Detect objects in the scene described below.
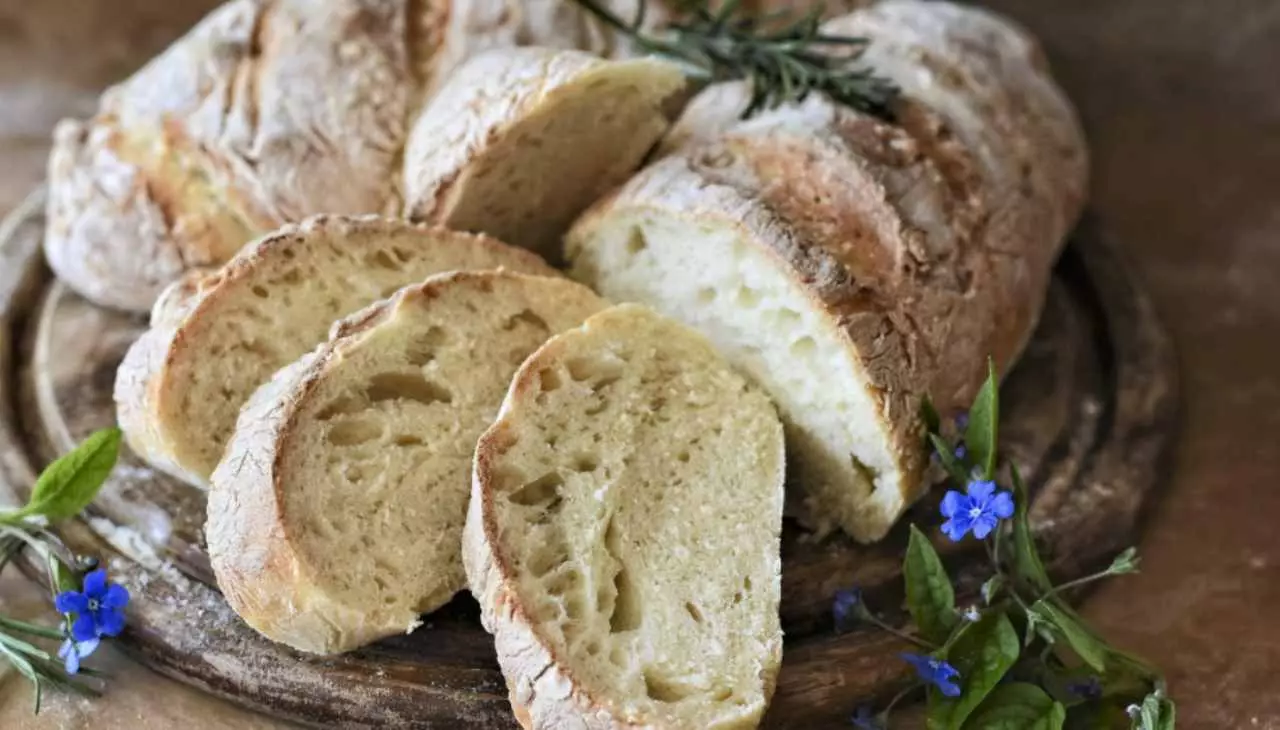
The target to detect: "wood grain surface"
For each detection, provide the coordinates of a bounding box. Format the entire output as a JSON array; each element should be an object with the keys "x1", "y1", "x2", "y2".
[{"x1": 0, "y1": 0, "x2": 1277, "y2": 728}]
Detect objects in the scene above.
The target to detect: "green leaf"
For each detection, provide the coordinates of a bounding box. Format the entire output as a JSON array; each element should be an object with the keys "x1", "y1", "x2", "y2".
[
  {"x1": 0, "y1": 616, "x2": 64, "y2": 641},
  {"x1": 922, "y1": 396, "x2": 943, "y2": 436},
  {"x1": 981, "y1": 575, "x2": 1004, "y2": 605},
  {"x1": 964, "y1": 683, "x2": 1065, "y2": 729},
  {"x1": 1107, "y1": 547, "x2": 1141, "y2": 576},
  {"x1": 1008, "y1": 464, "x2": 1052, "y2": 594},
  {"x1": 928, "y1": 611, "x2": 1020, "y2": 729},
  {"x1": 965, "y1": 359, "x2": 999, "y2": 479},
  {"x1": 905, "y1": 524, "x2": 957, "y2": 644},
  {"x1": 3, "y1": 428, "x2": 120, "y2": 524},
  {"x1": 1156, "y1": 698, "x2": 1176, "y2": 730},
  {"x1": 1031, "y1": 600, "x2": 1108, "y2": 673},
  {"x1": 931, "y1": 434, "x2": 972, "y2": 485}
]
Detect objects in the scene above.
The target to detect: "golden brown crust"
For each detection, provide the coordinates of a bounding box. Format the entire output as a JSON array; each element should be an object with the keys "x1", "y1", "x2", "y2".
[{"x1": 569, "y1": 0, "x2": 1087, "y2": 541}]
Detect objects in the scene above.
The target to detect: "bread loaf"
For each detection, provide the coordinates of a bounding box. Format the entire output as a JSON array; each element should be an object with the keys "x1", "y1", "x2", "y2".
[
  {"x1": 465, "y1": 304, "x2": 785, "y2": 729},
  {"x1": 207, "y1": 270, "x2": 606, "y2": 654},
  {"x1": 115, "y1": 215, "x2": 555, "y2": 488},
  {"x1": 403, "y1": 47, "x2": 685, "y2": 259},
  {"x1": 566, "y1": 0, "x2": 1087, "y2": 542}
]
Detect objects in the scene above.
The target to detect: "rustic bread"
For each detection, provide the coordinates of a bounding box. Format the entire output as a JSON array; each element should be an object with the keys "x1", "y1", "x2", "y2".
[
  {"x1": 207, "y1": 271, "x2": 606, "y2": 654},
  {"x1": 115, "y1": 215, "x2": 556, "y2": 488},
  {"x1": 45, "y1": 0, "x2": 456, "y2": 312},
  {"x1": 566, "y1": 0, "x2": 1087, "y2": 542},
  {"x1": 403, "y1": 47, "x2": 686, "y2": 260},
  {"x1": 465, "y1": 304, "x2": 785, "y2": 729}
]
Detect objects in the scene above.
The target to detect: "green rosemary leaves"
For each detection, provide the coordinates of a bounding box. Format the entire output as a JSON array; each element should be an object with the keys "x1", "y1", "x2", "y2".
[{"x1": 572, "y1": 0, "x2": 899, "y2": 119}]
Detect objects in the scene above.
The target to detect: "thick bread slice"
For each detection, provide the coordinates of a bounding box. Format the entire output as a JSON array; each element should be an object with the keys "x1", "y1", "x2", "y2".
[
  {"x1": 566, "y1": 0, "x2": 1087, "y2": 542},
  {"x1": 465, "y1": 304, "x2": 785, "y2": 730},
  {"x1": 45, "y1": 0, "x2": 450, "y2": 312},
  {"x1": 402, "y1": 47, "x2": 686, "y2": 260},
  {"x1": 207, "y1": 271, "x2": 606, "y2": 654},
  {"x1": 115, "y1": 215, "x2": 556, "y2": 488}
]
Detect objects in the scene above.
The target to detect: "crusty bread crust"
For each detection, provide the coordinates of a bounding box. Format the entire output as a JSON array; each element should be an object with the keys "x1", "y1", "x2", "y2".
[
  {"x1": 465, "y1": 305, "x2": 785, "y2": 729},
  {"x1": 115, "y1": 214, "x2": 556, "y2": 487},
  {"x1": 45, "y1": 0, "x2": 448, "y2": 312},
  {"x1": 568, "y1": 0, "x2": 1087, "y2": 541}
]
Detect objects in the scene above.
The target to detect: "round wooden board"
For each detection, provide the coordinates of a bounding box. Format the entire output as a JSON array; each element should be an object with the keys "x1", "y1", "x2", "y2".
[{"x1": 0, "y1": 188, "x2": 1178, "y2": 729}]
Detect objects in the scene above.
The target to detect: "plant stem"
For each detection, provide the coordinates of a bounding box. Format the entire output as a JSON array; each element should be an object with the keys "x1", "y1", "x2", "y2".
[{"x1": 859, "y1": 611, "x2": 937, "y2": 651}]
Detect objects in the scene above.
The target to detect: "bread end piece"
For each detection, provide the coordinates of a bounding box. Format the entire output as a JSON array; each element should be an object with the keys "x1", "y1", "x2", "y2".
[{"x1": 466, "y1": 304, "x2": 785, "y2": 729}]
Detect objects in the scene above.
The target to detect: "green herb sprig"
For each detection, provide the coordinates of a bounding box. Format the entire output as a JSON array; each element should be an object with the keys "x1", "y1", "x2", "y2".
[
  {"x1": 0, "y1": 428, "x2": 123, "y2": 712},
  {"x1": 571, "y1": 0, "x2": 898, "y2": 119},
  {"x1": 838, "y1": 363, "x2": 1175, "y2": 729}
]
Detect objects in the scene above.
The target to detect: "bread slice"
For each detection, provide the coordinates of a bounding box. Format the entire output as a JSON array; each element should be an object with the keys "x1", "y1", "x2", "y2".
[
  {"x1": 115, "y1": 215, "x2": 556, "y2": 488},
  {"x1": 465, "y1": 304, "x2": 785, "y2": 729},
  {"x1": 402, "y1": 47, "x2": 686, "y2": 260},
  {"x1": 207, "y1": 271, "x2": 606, "y2": 654},
  {"x1": 566, "y1": 1, "x2": 1086, "y2": 542}
]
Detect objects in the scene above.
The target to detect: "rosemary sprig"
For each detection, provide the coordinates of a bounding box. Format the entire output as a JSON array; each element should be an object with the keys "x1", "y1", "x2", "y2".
[{"x1": 572, "y1": 0, "x2": 898, "y2": 119}]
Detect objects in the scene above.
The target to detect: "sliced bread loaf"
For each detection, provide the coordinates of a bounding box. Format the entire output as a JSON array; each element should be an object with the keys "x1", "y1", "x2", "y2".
[
  {"x1": 115, "y1": 215, "x2": 556, "y2": 488},
  {"x1": 565, "y1": 0, "x2": 1086, "y2": 542},
  {"x1": 465, "y1": 304, "x2": 785, "y2": 729},
  {"x1": 207, "y1": 271, "x2": 606, "y2": 654},
  {"x1": 402, "y1": 47, "x2": 686, "y2": 260}
]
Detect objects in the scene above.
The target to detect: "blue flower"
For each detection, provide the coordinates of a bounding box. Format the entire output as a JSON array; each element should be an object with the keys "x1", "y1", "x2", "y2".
[
  {"x1": 832, "y1": 588, "x2": 863, "y2": 630},
  {"x1": 954, "y1": 412, "x2": 969, "y2": 431},
  {"x1": 940, "y1": 480, "x2": 1015, "y2": 541},
  {"x1": 900, "y1": 653, "x2": 962, "y2": 697},
  {"x1": 57, "y1": 636, "x2": 100, "y2": 675},
  {"x1": 953, "y1": 442, "x2": 967, "y2": 460},
  {"x1": 55, "y1": 568, "x2": 130, "y2": 641},
  {"x1": 850, "y1": 704, "x2": 884, "y2": 729},
  {"x1": 1067, "y1": 677, "x2": 1103, "y2": 700}
]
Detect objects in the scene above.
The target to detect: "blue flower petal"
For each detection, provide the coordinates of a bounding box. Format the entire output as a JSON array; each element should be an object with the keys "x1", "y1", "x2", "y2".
[
  {"x1": 96, "y1": 608, "x2": 126, "y2": 637},
  {"x1": 954, "y1": 443, "x2": 967, "y2": 460},
  {"x1": 937, "y1": 674, "x2": 963, "y2": 697},
  {"x1": 82, "y1": 568, "x2": 108, "y2": 599},
  {"x1": 967, "y1": 479, "x2": 997, "y2": 501},
  {"x1": 833, "y1": 588, "x2": 862, "y2": 628},
  {"x1": 899, "y1": 652, "x2": 932, "y2": 673},
  {"x1": 62, "y1": 641, "x2": 81, "y2": 675},
  {"x1": 77, "y1": 637, "x2": 100, "y2": 658},
  {"x1": 990, "y1": 491, "x2": 1015, "y2": 519},
  {"x1": 971, "y1": 513, "x2": 999, "y2": 540},
  {"x1": 939, "y1": 490, "x2": 966, "y2": 519},
  {"x1": 70, "y1": 612, "x2": 97, "y2": 642},
  {"x1": 851, "y1": 705, "x2": 883, "y2": 730},
  {"x1": 102, "y1": 583, "x2": 130, "y2": 610},
  {"x1": 55, "y1": 590, "x2": 88, "y2": 615},
  {"x1": 941, "y1": 511, "x2": 973, "y2": 541}
]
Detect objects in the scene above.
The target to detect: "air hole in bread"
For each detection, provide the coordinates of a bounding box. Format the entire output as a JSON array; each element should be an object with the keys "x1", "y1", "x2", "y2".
[
  {"x1": 527, "y1": 540, "x2": 569, "y2": 578},
  {"x1": 368, "y1": 249, "x2": 403, "y2": 271},
  {"x1": 539, "y1": 368, "x2": 564, "y2": 393},
  {"x1": 508, "y1": 472, "x2": 563, "y2": 507},
  {"x1": 626, "y1": 227, "x2": 648, "y2": 255},
  {"x1": 605, "y1": 517, "x2": 642, "y2": 633},
  {"x1": 735, "y1": 286, "x2": 760, "y2": 307},
  {"x1": 405, "y1": 326, "x2": 448, "y2": 366},
  {"x1": 390, "y1": 246, "x2": 413, "y2": 264},
  {"x1": 565, "y1": 355, "x2": 625, "y2": 390},
  {"x1": 316, "y1": 394, "x2": 365, "y2": 421},
  {"x1": 364, "y1": 372, "x2": 452, "y2": 406},
  {"x1": 327, "y1": 417, "x2": 384, "y2": 446},
  {"x1": 643, "y1": 669, "x2": 697, "y2": 703},
  {"x1": 394, "y1": 434, "x2": 424, "y2": 447},
  {"x1": 697, "y1": 287, "x2": 715, "y2": 303},
  {"x1": 573, "y1": 454, "x2": 599, "y2": 472},
  {"x1": 676, "y1": 450, "x2": 691, "y2": 463},
  {"x1": 711, "y1": 687, "x2": 733, "y2": 702},
  {"x1": 251, "y1": 285, "x2": 270, "y2": 299},
  {"x1": 504, "y1": 309, "x2": 550, "y2": 333},
  {"x1": 684, "y1": 601, "x2": 704, "y2": 624}
]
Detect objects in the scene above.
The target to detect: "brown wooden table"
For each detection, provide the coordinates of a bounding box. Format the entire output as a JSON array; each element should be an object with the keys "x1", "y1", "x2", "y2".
[{"x1": 0, "y1": 1, "x2": 1276, "y2": 727}]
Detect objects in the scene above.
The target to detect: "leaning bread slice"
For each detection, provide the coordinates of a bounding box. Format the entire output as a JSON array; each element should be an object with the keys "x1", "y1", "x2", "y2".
[
  {"x1": 115, "y1": 215, "x2": 557, "y2": 488},
  {"x1": 402, "y1": 47, "x2": 686, "y2": 260},
  {"x1": 465, "y1": 304, "x2": 785, "y2": 729},
  {"x1": 207, "y1": 271, "x2": 607, "y2": 654}
]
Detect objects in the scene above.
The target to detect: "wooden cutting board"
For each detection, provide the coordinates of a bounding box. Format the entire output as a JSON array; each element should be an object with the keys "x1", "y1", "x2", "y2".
[{"x1": 0, "y1": 188, "x2": 1178, "y2": 729}]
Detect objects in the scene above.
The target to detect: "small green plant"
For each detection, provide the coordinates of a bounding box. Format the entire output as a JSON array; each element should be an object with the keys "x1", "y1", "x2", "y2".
[{"x1": 836, "y1": 363, "x2": 1174, "y2": 729}]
